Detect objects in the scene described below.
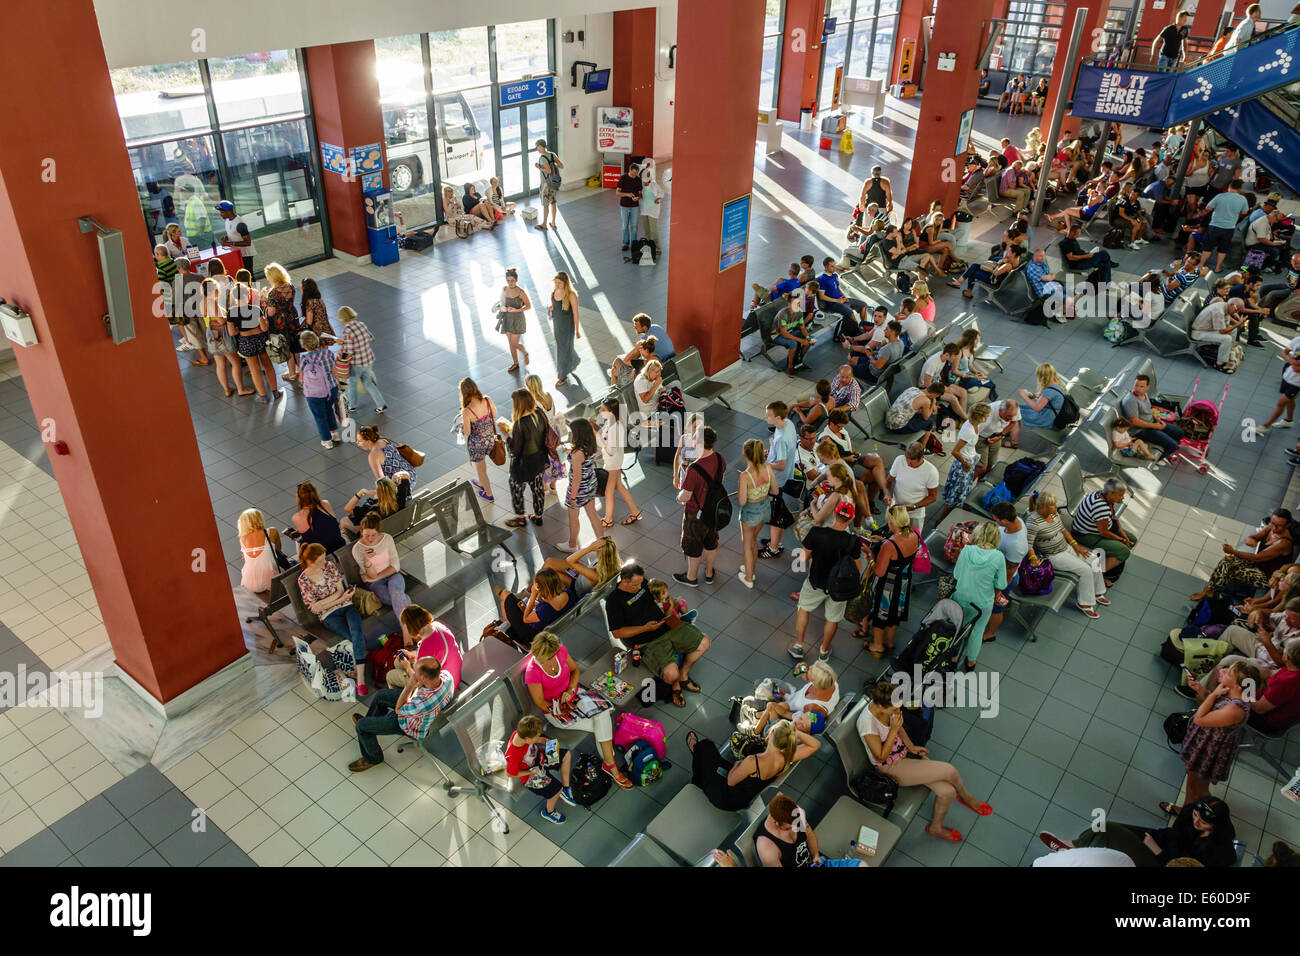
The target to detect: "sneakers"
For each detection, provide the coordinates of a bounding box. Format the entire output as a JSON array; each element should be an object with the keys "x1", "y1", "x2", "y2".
[
  {"x1": 540, "y1": 807, "x2": 567, "y2": 824},
  {"x1": 758, "y1": 546, "x2": 784, "y2": 559},
  {"x1": 559, "y1": 786, "x2": 576, "y2": 806},
  {"x1": 321, "y1": 440, "x2": 337, "y2": 449},
  {"x1": 672, "y1": 572, "x2": 699, "y2": 588},
  {"x1": 1174, "y1": 683, "x2": 1199, "y2": 700},
  {"x1": 1276, "y1": 419, "x2": 1294, "y2": 429},
  {"x1": 737, "y1": 569, "x2": 754, "y2": 589},
  {"x1": 788, "y1": 643, "x2": 806, "y2": 661},
  {"x1": 375, "y1": 405, "x2": 388, "y2": 413},
  {"x1": 1246, "y1": 340, "x2": 1268, "y2": 349},
  {"x1": 1039, "y1": 831, "x2": 1071, "y2": 852},
  {"x1": 1255, "y1": 424, "x2": 1270, "y2": 435},
  {"x1": 818, "y1": 648, "x2": 831, "y2": 662}
]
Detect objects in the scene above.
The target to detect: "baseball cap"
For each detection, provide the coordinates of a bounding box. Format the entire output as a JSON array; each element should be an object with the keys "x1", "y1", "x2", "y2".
[
  {"x1": 805, "y1": 710, "x2": 828, "y2": 735},
  {"x1": 834, "y1": 499, "x2": 856, "y2": 521},
  {"x1": 1268, "y1": 192, "x2": 1283, "y2": 203},
  {"x1": 215, "y1": 200, "x2": 235, "y2": 212}
]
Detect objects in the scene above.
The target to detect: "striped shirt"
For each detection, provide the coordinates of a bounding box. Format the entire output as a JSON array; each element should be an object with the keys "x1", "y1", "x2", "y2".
[
  {"x1": 155, "y1": 257, "x2": 178, "y2": 284},
  {"x1": 830, "y1": 376, "x2": 861, "y2": 411},
  {"x1": 1069, "y1": 491, "x2": 1115, "y2": 537},
  {"x1": 341, "y1": 320, "x2": 377, "y2": 366},
  {"x1": 397, "y1": 679, "x2": 454, "y2": 740},
  {"x1": 1025, "y1": 512, "x2": 1069, "y2": 556}
]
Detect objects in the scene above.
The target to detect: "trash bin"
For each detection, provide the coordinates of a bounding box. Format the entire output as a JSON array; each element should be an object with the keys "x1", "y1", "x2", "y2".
[{"x1": 799, "y1": 108, "x2": 814, "y2": 132}]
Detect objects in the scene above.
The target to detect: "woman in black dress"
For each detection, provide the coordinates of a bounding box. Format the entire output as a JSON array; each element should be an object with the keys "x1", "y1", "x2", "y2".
[{"x1": 862, "y1": 505, "x2": 919, "y2": 658}]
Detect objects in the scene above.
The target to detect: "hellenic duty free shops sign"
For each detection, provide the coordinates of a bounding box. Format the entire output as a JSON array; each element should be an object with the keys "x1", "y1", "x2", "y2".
[{"x1": 1071, "y1": 67, "x2": 1177, "y2": 126}]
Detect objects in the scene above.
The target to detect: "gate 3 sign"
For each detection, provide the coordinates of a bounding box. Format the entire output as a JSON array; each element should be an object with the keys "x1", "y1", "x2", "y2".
[{"x1": 1071, "y1": 67, "x2": 1176, "y2": 127}]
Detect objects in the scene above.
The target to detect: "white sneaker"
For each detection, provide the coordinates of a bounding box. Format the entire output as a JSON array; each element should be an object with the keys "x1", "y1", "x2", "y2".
[
  {"x1": 737, "y1": 569, "x2": 754, "y2": 589},
  {"x1": 1276, "y1": 420, "x2": 1294, "y2": 429},
  {"x1": 1255, "y1": 424, "x2": 1270, "y2": 435}
]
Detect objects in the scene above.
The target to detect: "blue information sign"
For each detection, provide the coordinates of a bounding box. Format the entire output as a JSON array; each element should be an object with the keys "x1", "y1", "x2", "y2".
[
  {"x1": 321, "y1": 142, "x2": 348, "y2": 176},
  {"x1": 499, "y1": 76, "x2": 556, "y2": 108},
  {"x1": 719, "y1": 195, "x2": 751, "y2": 273}
]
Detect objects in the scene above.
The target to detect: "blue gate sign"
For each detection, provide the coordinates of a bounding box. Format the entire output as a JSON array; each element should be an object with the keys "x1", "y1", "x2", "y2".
[
  {"x1": 499, "y1": 76, "x2": 556, "y2": 108},
  {"x1": 719, "y1": 195, "x2": 751, "y2": 273},
  {"x1": 1071, "y1": 67, "x2": 1177, "y2": 126}
]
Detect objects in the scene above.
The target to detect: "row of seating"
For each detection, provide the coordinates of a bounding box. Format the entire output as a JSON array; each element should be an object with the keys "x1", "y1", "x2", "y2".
[{"x1": 566, "y1": 345, "x2": 733, "y2": 426}]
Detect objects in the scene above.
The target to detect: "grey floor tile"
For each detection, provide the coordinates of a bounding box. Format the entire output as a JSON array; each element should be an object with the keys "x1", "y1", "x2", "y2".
[{"x1": 76, "y1": 821, "x2": 153, "y2": 868}]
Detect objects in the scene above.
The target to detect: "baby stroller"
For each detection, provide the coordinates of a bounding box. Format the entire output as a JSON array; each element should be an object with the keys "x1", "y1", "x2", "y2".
[
  {"x1": 891, "y1": 598, "x2": 981, "y2": 680},
  {"x1": 1166, "y1": 377, "x2": 1227, "y2": 475}
]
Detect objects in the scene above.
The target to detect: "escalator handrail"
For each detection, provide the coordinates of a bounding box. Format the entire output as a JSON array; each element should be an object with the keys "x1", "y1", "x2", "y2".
[{"x1": 1175, "y1": 18, "x2": 1299, "y2": 73}]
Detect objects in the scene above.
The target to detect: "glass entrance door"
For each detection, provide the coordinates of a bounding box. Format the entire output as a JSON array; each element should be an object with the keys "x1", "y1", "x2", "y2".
[{"x1": 499, "y1": 99, "x2": 554, "y2": 200}]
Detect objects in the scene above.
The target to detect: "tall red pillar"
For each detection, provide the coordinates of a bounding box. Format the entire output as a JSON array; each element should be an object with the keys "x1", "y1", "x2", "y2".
[
  {"x1": 776, "y1": 0, "x2": 826, "y2": 123},
  {"x1": 903, "y1": 0, "x2": 996, "y2": 220},
  {"x1": 0, "y1": 2, "x2": 245, "y2": 704},
  {"x1": 305, "y1": 42, "x2": 387, "y2": 260},
  {"x1": 1137, "y1": 0, "x2": 1180, "y2": 47},
  {"x1": 665, "y1": 0, "x2": 765, "y2": 374},
  {"x1": 1191, "y1": 0, "x2": 1225, "y2": 42},
  {"x1": 613, "y1": 7, "x2": 658, "y2": 166},
  {"x1": 892, "y1": 0, "x2": 929, "y2": 86},
  {"x1": 1039, "y1": 0, "x2": 1108, "y2": 141}
]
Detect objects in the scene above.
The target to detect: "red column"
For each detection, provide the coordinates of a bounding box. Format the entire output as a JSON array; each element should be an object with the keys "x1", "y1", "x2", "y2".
[
  {"x1": 1191, "y1": 0, "x2": 1225, "y2": 41},
  {"x1": 613, "y1": 7, "x2": 658, "y2": 166},
  {"x1": 305, "y1": 42, "x2": 387, "y2": 259},
  {"x1": 776, "y1": 0, "x2": 826, "y2": 123},
  {"x1": 665, "y1": 0, "x2": 765, "y2": 374},
  {"x1": 0, "y1": 2, "x2": 245, "y2": 704},
  {"x1": 1039, "y1": 0, "x2": 1109, "y2": 141},
  {"x1": 1137, "y1": 0, "x2": 1179, "y2": 45},
  {"x1": 892, "y1": 0, "x2": 929, "y2": 85},
  {"x1": 903, "y1": 0, "x2": 996, "y2": 220}
]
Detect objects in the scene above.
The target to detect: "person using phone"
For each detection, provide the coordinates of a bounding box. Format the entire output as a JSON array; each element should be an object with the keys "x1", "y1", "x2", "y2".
[{"x1": 505, "y1": 714, "x2": 575, "y2": 824}]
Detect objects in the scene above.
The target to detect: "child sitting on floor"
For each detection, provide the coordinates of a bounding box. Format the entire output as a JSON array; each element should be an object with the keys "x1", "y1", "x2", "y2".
[
  {"x1": 647, "y1": 577, "x2": 698, "y2": 626},
  {"x1": 1111, "y1": 420, "x2": 1157, "y2": 459}
]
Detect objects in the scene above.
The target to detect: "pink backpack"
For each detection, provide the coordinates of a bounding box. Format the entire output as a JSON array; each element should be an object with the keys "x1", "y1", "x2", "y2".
[{"x1": 613, "y1": 712, "x2": 667, "y2": 760}]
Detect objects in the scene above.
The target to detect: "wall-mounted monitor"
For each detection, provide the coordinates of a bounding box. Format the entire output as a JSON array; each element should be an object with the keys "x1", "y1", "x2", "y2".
[{"x1": 583, "y1": 68, "x2": 611, "y2": 93}]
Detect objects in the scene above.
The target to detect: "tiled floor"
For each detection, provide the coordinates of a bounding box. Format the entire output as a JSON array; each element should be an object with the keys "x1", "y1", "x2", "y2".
[{"x1": 1, "y1": 100, "x2": 1298, "y2": 866}]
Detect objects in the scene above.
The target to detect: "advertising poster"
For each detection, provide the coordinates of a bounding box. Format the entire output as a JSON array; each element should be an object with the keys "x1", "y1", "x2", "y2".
[
  {"x1": 1070, "y1": 67, "x2": 1178, "y2": 126},
  {"x1": 350, "y1": 143, "x2": 383, "y2": 175},
  {"x1": 595, "y1": 106, "x2": 634, "y2": 153},
  {"x1": 955, "y1": 108, "x2": 974, "y2": 156},
  {"x1": 320, "y1": 142, "x2": 348, "y2": 176},
  {"x1": 719, "y1": 194, "x2": 751, "y2": 273}
]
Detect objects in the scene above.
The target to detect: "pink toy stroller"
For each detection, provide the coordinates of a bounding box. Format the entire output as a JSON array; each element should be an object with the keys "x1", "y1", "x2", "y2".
[{"x1": 1166, "y1": 377, "x2": 1227, "y2": 474}]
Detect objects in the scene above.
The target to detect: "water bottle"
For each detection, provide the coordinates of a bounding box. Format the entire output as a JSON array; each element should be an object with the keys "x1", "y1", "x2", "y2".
[{"x1": 631, "y1": 644, "x2": 642, "y2": 666}]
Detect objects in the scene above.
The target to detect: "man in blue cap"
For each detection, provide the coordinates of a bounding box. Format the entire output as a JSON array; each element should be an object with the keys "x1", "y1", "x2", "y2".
[{"x1": 216, "y1": 200, "x2": 257, "y2": 274}]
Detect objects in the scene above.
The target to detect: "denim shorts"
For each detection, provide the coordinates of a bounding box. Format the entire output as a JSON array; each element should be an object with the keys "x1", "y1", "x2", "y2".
[{"x1": 740, "y1": 498, "x2": 771, "y2": 527}]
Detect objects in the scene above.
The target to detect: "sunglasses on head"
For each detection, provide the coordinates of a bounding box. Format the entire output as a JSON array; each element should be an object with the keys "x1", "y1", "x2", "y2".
[{"x1": 1191, "y1": 798, "x2": 1219, "y2": 823}]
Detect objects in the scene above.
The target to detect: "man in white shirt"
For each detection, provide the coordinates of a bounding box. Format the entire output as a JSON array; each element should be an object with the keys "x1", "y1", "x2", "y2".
[
  {"x1": 216, "y1": 200, "x2": 257, "y2": 273},
  {"x1": 975, "y1": 399, "x2": 1021, "y2": 477},
  {"x1": 1229, "y1": 3, "x2": 1262, "y2": 47},
  {"x1": 899, "y1": 310, "x2": 929, "y2": 350},
  {"x1": 1191, "y1": 298, "x2": 1247, "y2": 366},
  {"x1": 885, "y1": 442, "x2": 940, "y2": 530},
  {"x1": 1246, "y1": 209, "x2": 1286, "y2": 270}
]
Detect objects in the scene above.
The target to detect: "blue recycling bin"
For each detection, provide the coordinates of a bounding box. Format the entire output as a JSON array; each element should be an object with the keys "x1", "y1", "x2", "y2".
[{"x1": 363, "y1": 188, "x2": 399, "y2": 267}]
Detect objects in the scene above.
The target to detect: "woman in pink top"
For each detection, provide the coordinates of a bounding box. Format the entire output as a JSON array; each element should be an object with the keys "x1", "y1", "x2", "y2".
[
  {"x1": 523, "y1": 631, "x2": 632, "y2": 788},
  {"x1": 386, "y1": 606, "x2": 464, "y2": 690}
]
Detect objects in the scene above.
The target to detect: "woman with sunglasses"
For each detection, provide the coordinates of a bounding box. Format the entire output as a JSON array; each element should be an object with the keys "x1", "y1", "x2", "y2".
[{"x1": 1039, "y1": 797, "x2": 1237, "y2": 867}]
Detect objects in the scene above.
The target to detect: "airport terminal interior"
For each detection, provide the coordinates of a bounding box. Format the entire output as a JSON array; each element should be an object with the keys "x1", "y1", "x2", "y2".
[{"x1": 0, "y1": 0, "x2": 1299, "y2": 871}]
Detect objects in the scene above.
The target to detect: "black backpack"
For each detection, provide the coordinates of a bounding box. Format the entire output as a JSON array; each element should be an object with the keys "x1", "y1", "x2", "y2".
[
  {"x1": 827, "y1": 548, "x2": 862, "y2": 602},
  {"x1": 1102, "y1": 227, "x2": 1126, "y2": 249},
  {"x1": 849, "y1": 765, "x2": 900, "y2": 815},
  {"x1": 569, "y1": 752, "x2": 611, "y2": 809},
  {"x1": 1163, "y1": 712, "x2": 1192, "y2": 751},
  {"x1": 895, "y1": 271, "x2": 913, "y2": 295},
  {"x1": 631, "y1": 237, "x2": 658, "y2": 263},
  {"x1": 893, "y1": 618, "x2": 963, "y2": 679},
  {"x1": 1047, "y1": 386, "x2": 1081, "y2": 430},
  {"x1": 1002, "y1": 456, "x2": 1046, "y2": 498},
  {"x1": 690, "y1": 457, "x2": 733, "y2": 531}
]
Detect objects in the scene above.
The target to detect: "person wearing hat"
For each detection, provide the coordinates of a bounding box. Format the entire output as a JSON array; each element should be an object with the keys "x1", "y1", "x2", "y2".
[
  {"x1": 754, "y1": 660, "x2": 840, "y2": 737},
  {"x1": 1246, "y1": 204, "x2": 1287, "y2": 272},
  {"x1": 788, "y1": 498, "x2": 862, "y2": 663},
  {"x1": 217, "y1": 200, "x2": 257, "y2": 274},
  {"x1": 1262, "y1": 251, "x2": 1300, "y2": 319}
]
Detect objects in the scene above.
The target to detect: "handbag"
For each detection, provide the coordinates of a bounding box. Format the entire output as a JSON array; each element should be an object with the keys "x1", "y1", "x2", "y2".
[
  {"x1": 351, "y1": 588, "x2": 384, "y2": 617},
  {"x1": 936, "y1": 574, "x2": 956, "y2": 599},
  {"x1": 849, "y1": 763, "x2": 900, "y2": 813},
  {"x1": 1017, "y1": 555, "x2": 1054, "y2": 595},
  {"x1": 489, "y1": 436, "x2": 507, "y2": 467},
  {"x1": 595, "y1": 467, "x2": 610, "y2": 495},
  {"x1": 333, "y1": 352, "x2": 352, "y2": 381},
  {"x1": 769, "y1": 492, "x2": 795, "y2": 530},
  {"x1": 943, "y1": 520, "x2": 977, "y2": 564},
  {"x1": 792, "y1": 507, "x2": 816, "y2": 543},
  {"x1": 396, "y1": 442, "x2": 426, "y2": 467},
  {"x1": 911, "y1": 537, "x2": 932, "y2": 574}
]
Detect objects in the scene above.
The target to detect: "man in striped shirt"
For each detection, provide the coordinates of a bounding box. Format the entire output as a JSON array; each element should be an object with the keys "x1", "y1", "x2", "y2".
[
  {"x1": 1069, "y1": 478, "x2": 1137, "y2": 580},
  {"x1": 350, "y1": 657, "x2": 453, "y2": 772}
]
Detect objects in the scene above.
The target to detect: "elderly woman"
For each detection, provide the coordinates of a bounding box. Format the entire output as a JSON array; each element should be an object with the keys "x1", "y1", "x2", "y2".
[
  {"x1": 1026, "y1": 491, "x2": 1108, "y2": 618},
  {"x1": 860, "y1": 679, "x2": 992, "y2": 843},
  {"x1": 1017, "y1": 363, "x2": 1069, "y2": 429},
  {"x1": 686, "y1": 719, "x2": 818, "y2": 812},
  {"x1": 523, "y1": 630, "x2": 633, "y2": 789},
  {"x1": 442, "y1": 184, "x2": 491, "y2": 235},
  {"x1": 1192, "y1": 509, "x2": 1296, "y2": 600},
  {"x1": 954, "y1": 521, "x2": 1008, "y2": 670},
  {"x1": 755, "y1": 661, "x2": 840, "y2": 738},
  {"x1": 296, "y1": 543, "x2": 375, "y2": 695}
]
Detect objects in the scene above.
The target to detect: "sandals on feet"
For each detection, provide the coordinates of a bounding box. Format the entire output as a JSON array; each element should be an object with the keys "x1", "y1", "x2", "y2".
[
  {"x1": 925, "y1": 825, "x2": 963, "y2": 843},
  {"x1": 686, "y1": 731, "x2": 699, "y2": 753},
  {"x1": 958, "y1": 795, "x2": 993, "y2": 816},
  {"x1": 671, "y1": 688, "x2": 686, "y2": 708},
  {"x1": 600, "y1": 518, "x2": 614, "y2": 528},
  {"x1": 621, "y1": 513, "x2": 643, "y2": 525},
  {"x1": 682, "y1": 679, "x2": 701, "y2": 693}
]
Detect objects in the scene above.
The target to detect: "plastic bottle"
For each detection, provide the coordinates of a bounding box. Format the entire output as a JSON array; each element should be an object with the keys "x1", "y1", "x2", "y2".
[{"x1": 631, "y1": 644, "x2": 642, "y2": 666}]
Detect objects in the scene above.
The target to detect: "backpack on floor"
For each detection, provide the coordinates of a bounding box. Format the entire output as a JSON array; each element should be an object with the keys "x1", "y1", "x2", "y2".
[
  {"x1": 622, "y1": 739, "x2": 669, "y2": 786},
  {"x1": 1003, "y1": 456, "x2": 1046, "y2": 498},
  {"x1": 631, "y1": 237, "x2": 659, "y2": 263},
  {"x1": 613, "y1": 712, "x2": 667, "y2": 759},
  {"x1": 569, "y1": 752, "x2": 611, "y2": 809},
  {"x1": 1102, "y1": 227, "x2": 1126, "y2": 249},
  {"x1": 1186, "y1": 594, "x2": 1235, "y2": 629},
  {"x1": 896, "y1": 271, "x2": 913, "y2": 295},
  {"x1": 1163, "y1": 711, "x2": 1192, "y2": 750}
]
